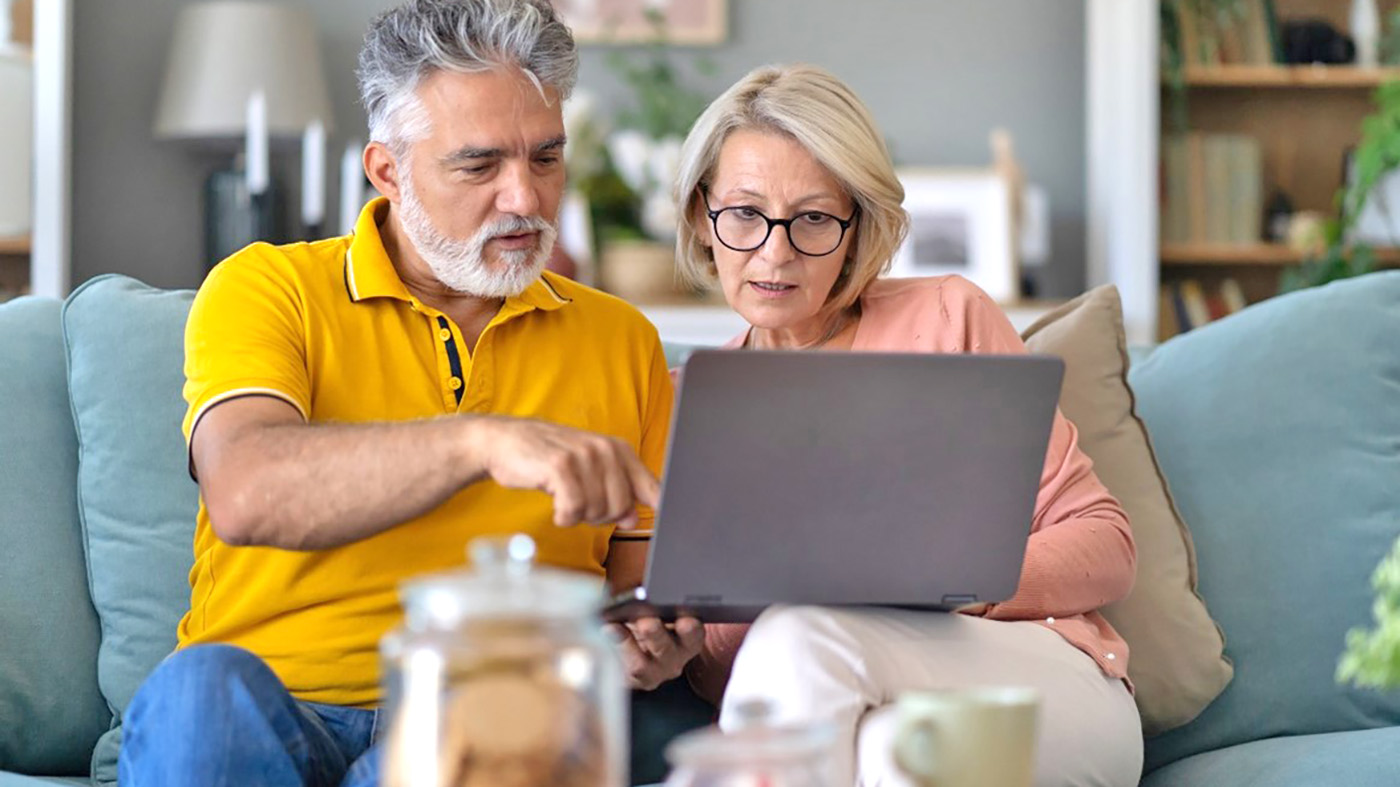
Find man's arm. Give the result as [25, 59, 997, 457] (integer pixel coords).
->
[193, 396, 659, 550]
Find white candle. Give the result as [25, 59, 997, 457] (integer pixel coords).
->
[301, 120, 326, 230]
[339, 140, 364, 235]
[245, 89, 269, 197]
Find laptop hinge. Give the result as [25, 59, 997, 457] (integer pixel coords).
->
[940, 594, 978, 606]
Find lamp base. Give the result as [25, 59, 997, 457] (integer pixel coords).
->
[204, 167, 281, 268]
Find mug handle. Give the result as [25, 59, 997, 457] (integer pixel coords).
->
[893, 717, 941, 786]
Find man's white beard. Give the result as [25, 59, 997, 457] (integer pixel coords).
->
[397, 175, 558, 298]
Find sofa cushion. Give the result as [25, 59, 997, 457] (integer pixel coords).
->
[1022, 285, 1232, 736]
[0, 297, 110, 774]
[0, 775, 92, 787]
[1130, 271, 1400, 771]
[62, 276, 200, 785]
[1140, 726, 1400, 787]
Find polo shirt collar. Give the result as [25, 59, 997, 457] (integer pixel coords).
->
[343, 196, 572, 315]
[345, 197, 413, 303]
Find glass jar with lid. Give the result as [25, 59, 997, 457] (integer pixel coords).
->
[663, 700, 838, 787]
[381, 534, 625, 787]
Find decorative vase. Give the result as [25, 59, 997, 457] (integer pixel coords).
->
[600, 239, 684, 305]
[1351, 0, 1380, 68]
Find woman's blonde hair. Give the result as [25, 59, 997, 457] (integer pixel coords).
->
[674, 64, 908, 314]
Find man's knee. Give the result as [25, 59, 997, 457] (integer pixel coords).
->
[148, 644, 271, 687]
[129, 644, 280, 720]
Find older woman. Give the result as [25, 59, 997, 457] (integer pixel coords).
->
[673, 64, 1143, 786]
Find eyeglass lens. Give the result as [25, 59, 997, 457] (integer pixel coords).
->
[715, 208, 846, 256]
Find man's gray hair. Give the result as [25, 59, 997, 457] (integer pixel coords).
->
[357, 0, 578, 153]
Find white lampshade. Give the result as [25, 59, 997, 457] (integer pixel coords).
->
[153, 1, 333, 141]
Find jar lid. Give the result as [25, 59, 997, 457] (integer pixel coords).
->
[665, 700, 836, 768]
[400, 534, 604, 627]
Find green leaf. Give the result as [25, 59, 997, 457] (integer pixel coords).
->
[1338, 536, 1400, 690]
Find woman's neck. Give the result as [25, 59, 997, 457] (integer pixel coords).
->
[748, 306, 859, 351]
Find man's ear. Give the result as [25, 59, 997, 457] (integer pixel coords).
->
[364, 142, 403, 203]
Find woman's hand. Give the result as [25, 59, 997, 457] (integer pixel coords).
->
[607, 616, 705, 691]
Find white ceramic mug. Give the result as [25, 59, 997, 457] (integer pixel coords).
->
[891, 686, 1040, 787]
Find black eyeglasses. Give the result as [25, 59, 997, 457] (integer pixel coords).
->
[702, 191, 858, 257]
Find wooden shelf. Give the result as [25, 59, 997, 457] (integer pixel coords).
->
[0, 235, 30, 255]
[1175, 65, 1400, 88]
[1161, 243, 1400, 266]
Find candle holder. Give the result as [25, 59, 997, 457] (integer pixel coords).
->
[152, 2, 333, 269]
[204, 160, 281, 268]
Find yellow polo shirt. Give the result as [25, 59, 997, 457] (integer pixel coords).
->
[176, 198, 672, 707]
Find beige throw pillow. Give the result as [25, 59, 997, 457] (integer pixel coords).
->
[1021, 285, 1232, 736]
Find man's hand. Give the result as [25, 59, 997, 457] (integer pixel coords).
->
[468, 416, 660, 528]
[607, 616, 704, 691]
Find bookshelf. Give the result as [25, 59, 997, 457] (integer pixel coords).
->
[1162, 242, 1400, 265]
[1183, 64, 1400, 86]
[0, 235, 29, 302]
[1159, 0, 1400, 339]
[0, 235, 30, 255]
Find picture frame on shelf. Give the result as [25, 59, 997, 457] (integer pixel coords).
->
[552, 0, 727, 45]
[889, 168, 1019, 303]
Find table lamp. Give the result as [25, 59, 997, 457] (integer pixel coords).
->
[154, 1, 333, 267]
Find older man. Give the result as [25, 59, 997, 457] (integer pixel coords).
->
[118, 1, 703, 784]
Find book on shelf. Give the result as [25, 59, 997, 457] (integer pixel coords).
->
[1219, 278, 1248, 314]
[1171, 0, 1280, 67]
[1161, 277, 1250, 335]
[1203, 137, 1233, 243]
[1161, 132, 1263, 247]
[1179, 280, 1212, 329]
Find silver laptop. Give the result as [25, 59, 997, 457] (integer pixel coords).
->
[604, 349, 1064, 623]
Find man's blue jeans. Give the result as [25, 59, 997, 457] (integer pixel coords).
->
[119, 645, 382, 787]
[118, 643, 716, 786]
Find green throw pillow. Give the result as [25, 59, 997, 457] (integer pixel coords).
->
[0, 297, 110, 774]
[62, 276, 199, 785]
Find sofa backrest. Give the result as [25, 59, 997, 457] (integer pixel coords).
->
[0, 296, 110, 775]
[1131, 271, 1400, 770]
[61, 276, 200, 784]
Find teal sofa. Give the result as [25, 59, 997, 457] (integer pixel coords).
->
[3, 272, 1400, 785]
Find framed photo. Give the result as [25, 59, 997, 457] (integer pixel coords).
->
[888, 168, 1019, 303]
[552, 0, 728, 45]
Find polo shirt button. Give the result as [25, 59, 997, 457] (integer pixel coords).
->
[449, 377, 463, 391]
[438, 328, 452, 341]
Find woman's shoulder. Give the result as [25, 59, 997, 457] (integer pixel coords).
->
[861, 274, 999, 320]
[857, 275, 1020, 353]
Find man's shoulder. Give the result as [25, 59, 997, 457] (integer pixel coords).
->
[203, 237, 353, 299]
[539, 272, 659, 338]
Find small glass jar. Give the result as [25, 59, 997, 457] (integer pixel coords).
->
[381, 534, 625, 787]
[663, 700, 838, 787]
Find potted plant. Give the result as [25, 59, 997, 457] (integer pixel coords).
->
[1283, 80, 1400, 292]
[566, 12, 714, 303]
[1339, 537, 1400, 689]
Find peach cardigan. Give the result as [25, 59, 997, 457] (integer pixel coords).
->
[681, 275, 1137, 705]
